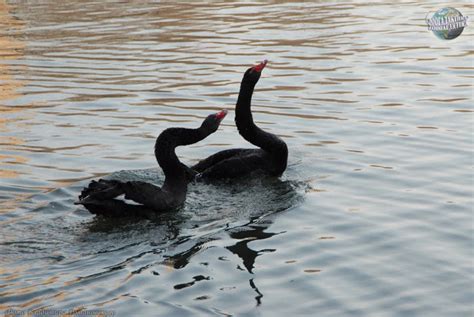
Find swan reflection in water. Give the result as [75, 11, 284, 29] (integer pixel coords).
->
[84, 169, 304, 306]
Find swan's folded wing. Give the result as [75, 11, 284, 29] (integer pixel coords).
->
[192, 148, 253, 172]
[198, 150, 266, 179]
[122, 181, 174, 211]
[78, 179, 124, 202]
[79, 197, 160, 217]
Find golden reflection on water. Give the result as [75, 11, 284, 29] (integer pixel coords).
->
[0, 1, 24, 103]
[0, 0, 26, 183]
[0, 1, 31, 215]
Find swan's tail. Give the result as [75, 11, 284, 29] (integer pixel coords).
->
[75, 179, 125, 205]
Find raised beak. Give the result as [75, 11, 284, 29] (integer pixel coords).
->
[215, 109, 228, 121]
[252, 59, 268, 73]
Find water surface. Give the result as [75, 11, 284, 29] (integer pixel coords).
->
[0, 1, 473, 316]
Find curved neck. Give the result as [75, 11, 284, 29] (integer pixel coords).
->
[155, 127, 206, 189]
[235, 80, 287, 157]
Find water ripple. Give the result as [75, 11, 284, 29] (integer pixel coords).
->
[0, 1, 472, 316]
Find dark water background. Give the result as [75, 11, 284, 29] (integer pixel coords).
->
[0, 1, 473, 316]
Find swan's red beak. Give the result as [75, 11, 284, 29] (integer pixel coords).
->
[252, 59, 268, 73]
[215, 109, 228, 121]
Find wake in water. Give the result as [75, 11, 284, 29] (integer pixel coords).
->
[0, 149, 310, 313]
[1, 162, 308, 264]
[80, 166, 306, 273]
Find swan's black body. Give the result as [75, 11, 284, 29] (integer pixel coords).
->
[76, 110, 227, 217]
[192, 61, 288, 179]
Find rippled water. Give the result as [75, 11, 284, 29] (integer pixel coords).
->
[1, 1, 473, 316]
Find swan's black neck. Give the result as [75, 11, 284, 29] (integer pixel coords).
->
[235, 81, 260, 142]
[154, 127, 205, 190]
[235, 80, 288, 173]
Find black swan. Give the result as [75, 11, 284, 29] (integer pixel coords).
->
[75, 109, 227, 217]
[192, 60, 288, 179]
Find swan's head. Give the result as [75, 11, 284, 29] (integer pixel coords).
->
[200, 109, 228, 134]
[243, 60, 268, 84]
